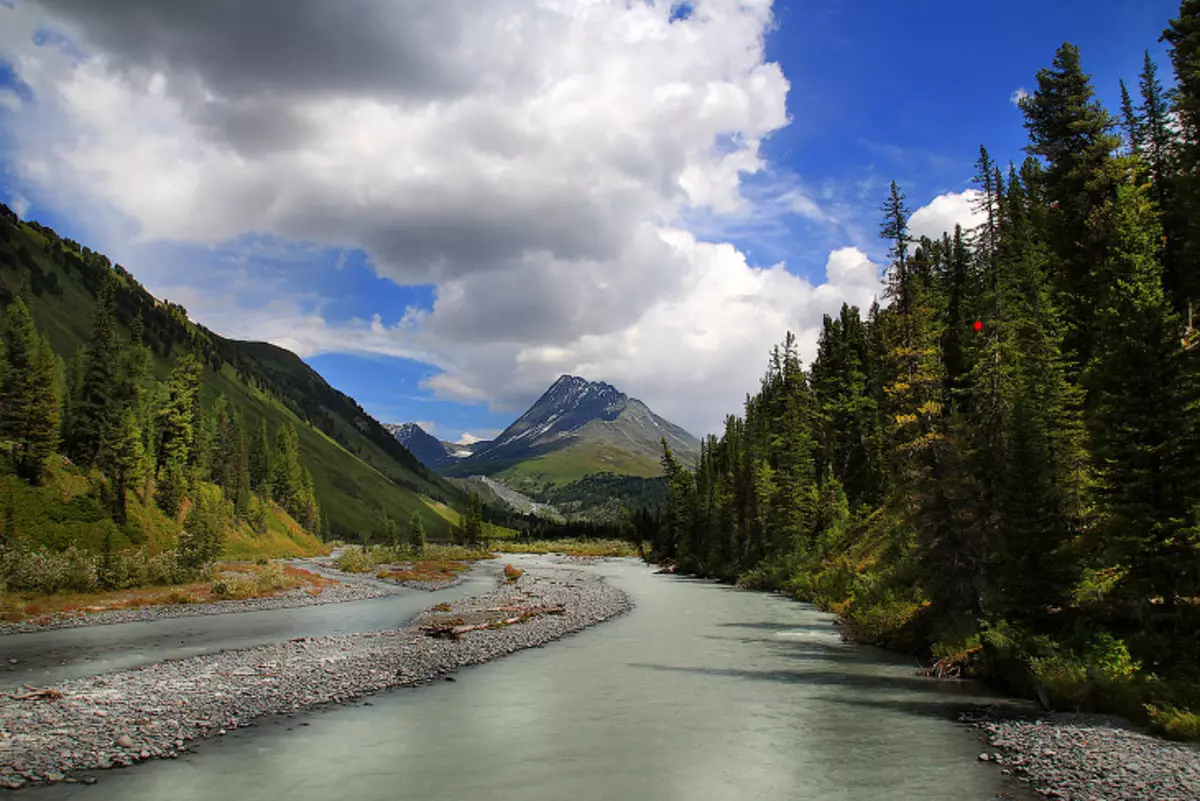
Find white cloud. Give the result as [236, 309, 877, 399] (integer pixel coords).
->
[0, 0, 896, 435]
[457, 432, 498, 446]
[7, 193, 29, 219]
[909, 189, 984, 241]
[1010, 87, 1029, 106]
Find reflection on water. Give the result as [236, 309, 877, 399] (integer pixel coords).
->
[27, 557, 1017, 801]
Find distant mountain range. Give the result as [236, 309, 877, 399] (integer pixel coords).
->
[389, 375, 700, 490]
[382, 422, 488, 469]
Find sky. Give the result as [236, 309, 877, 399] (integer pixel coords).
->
[0, 0, 1181, 443]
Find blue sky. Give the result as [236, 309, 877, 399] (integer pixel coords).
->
[0, 0, 1182, 440]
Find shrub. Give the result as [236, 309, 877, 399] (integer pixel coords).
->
[1146, 704, 1200, 741]
[254, 560, 287, 592]
[211, 573, 258, 600]
[335, 546, 374, 573]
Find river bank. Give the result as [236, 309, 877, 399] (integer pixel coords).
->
[0, 564, 630, 789]
[0, 561, 403, 636]
[963, 709, 1200, 800]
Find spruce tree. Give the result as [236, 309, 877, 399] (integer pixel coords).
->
[1164, 4, 1200, 308]
[1118, 79, 1143, 156]
[68, 278, 121, 466]
[408, 511, 426, 553]
[248, 417, 272, 494]
[107, 408, 145, 524]
[1086, 178, 1198, 640]
[1020, 43, 1120, 366]
[1, 299, 61, 484]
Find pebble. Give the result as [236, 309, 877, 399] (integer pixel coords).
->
[964, 710, 1200, 800]
[0, 566, 630, 788]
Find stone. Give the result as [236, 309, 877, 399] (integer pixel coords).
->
[978, 753, 990, 762]
[115, 735, 134, 749]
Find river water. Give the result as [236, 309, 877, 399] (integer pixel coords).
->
[25, 557, 1020, 800]
[3, 566, 502, 688]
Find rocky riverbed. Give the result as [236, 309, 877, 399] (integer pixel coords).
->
[963, 709, 1200, 800]
[0, 565, 631, 789]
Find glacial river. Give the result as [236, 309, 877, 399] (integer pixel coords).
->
[23, 557, 1021, 800]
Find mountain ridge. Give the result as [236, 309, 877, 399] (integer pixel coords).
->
[390, 374, 700, 486]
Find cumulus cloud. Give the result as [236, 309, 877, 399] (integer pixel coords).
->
[0, 0, 894, 435]
[7, 193, 29, 219]
[909, 190, 984, 241]
[456, 432, 497, 446]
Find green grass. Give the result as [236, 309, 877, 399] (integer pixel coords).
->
[492, 538, 639, 557]
[493, 442, 663, 488]
[0, 459, 327, 563]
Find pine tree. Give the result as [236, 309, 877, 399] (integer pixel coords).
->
[155, 353, 202, 476]
[248, 417, 272, 495]
[271, 423, 303, 513]
[408, 511, 426, 553]
[1086, 178, 1198, 638]
[1020, 43, 1120, 366]
[1164, 4, 1200, 309]
[0, 299, 61, 484]
[1118, 79, 1143, 156]
[107, 408, 145, 524]
[67, 278, 120, 466]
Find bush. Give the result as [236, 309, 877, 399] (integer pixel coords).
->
[1146, 704, 1200, 741]
[335, 546, 374, 573]
[211, 572, 258, 600]
[254, 560, 287, 592]
[0, 543, 100, 593]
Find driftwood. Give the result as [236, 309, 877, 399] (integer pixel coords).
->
[420, 606, 566, 640]
[9, 684, 63, 701]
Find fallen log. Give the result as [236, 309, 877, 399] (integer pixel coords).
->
[419, 606, 567, 639]
[9, 685, 64, 701]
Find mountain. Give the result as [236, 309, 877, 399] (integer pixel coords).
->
[0, 207, 465, 539]
[444, 375, 700, 488]
[382, 422, 479, 469]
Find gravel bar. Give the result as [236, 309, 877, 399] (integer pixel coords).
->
[0, 565, 631, 789]
[963, 710, 1200, 800]
[0, 565, 397, 636]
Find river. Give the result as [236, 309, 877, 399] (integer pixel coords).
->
[22, 556, 1022, 800]
[4, 565, 501, 687]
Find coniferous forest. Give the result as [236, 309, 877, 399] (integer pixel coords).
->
[0, 268, 326, 593]
[654, 5, 1200, 738]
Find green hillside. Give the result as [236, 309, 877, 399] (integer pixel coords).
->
[0, 208, 464, 538]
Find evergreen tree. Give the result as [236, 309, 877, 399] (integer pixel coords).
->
[248, 417, 272, 495]
[67, 278, 120, 466]
[1118, 79, 1143, 156]
[1086, 179, 1199, 641]
[1164, 4, 1200, 308]
[271, 423, 304, 512]
[1020, 43, 1120, 366]
[106, 408, 145, 524]
[408, 511, 426, 553]
[0, 301, 61, 484]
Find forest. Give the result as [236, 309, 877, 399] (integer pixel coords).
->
[0, 272, 329, 594]
[653, 4, 1200, 739]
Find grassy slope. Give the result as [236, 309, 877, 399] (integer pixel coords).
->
[1, 462, 326, 560]
[0, 216, 462, 538]
[490, 441, 662, 490]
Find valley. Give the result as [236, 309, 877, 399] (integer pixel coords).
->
[4, 1, 1200, 799]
